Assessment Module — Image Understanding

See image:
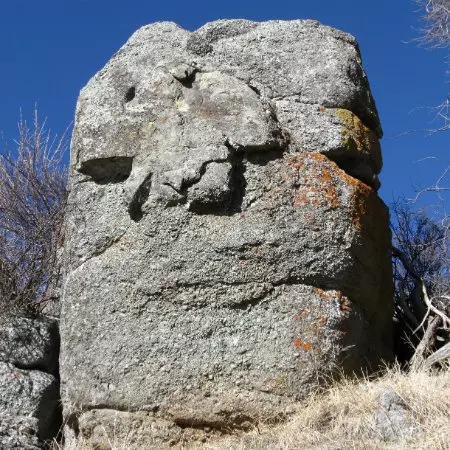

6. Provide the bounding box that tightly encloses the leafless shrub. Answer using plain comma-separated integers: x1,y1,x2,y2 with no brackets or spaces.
413,0,450,133
414,0,450,48
392,199,449,299
430,97,450,132
0,108,69,314
391,198,450,367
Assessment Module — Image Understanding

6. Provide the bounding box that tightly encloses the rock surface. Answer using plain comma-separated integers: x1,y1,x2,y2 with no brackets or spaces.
0,315,59,374
0,416,40,450
374,388,416,441
0,314,61,446
61,19,393,446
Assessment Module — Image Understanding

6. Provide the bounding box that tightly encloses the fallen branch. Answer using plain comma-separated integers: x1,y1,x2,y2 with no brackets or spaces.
392,246,421,282
392,246,450,332
425,340,450,367
396,289,420,329
410,315,442,371
415,282,450,333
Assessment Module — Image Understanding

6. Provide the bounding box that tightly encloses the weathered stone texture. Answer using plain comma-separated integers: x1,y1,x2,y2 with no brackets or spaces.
374,388,417,441
0,315,59,374
0,314,61,446
0,415,40,450
61,19,393,446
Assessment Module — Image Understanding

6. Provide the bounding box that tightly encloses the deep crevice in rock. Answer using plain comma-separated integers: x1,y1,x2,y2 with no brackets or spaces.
325,153,379,190
78,157,133,184
188,147,247,216
176,68,198,89
37,379,63,443
227,151,247,214
128,173,153,222
65,413,80,437
124,86,136,103
245,148,285,167
248,84,261,96
173,413,256,432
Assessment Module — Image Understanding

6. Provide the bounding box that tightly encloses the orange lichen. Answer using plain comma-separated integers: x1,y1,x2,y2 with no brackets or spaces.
285,152,384,233
293,190,310,208
295,309,310,320
321,160,375,231
314,287,335,301
339,297,352,312
286,154,306,170
351,182,373,230
302,341,313,352
294,338,313,352
318,168,341,208
288,154,341,209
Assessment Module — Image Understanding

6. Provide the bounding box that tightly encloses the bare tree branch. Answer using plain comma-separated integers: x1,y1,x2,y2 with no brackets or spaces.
413,281,450,333
0,106,69,314
424,339,450,366
410,315,442,370
414,0,450,48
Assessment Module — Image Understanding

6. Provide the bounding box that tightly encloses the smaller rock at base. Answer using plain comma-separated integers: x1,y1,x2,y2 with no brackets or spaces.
0,362,61,442
374,388,416,441
0,314,59,375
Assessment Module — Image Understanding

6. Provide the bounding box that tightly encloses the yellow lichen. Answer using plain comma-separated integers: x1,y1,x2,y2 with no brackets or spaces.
334,108,382,171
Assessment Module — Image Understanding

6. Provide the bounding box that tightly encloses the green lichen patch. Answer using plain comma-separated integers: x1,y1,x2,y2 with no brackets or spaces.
334,108,382,173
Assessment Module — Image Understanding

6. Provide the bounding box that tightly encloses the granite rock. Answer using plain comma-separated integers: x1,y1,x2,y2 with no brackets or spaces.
61,19,393,445
374,388,417,441
0,314,59,375
0,415,40,450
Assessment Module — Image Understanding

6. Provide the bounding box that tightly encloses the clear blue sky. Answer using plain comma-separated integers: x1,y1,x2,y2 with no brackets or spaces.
0,0,448,212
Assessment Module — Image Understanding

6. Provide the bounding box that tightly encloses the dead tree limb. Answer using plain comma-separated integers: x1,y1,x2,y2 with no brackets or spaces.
393,246,450,329
410,315,442,370
392,246,421,282
424,340,450,367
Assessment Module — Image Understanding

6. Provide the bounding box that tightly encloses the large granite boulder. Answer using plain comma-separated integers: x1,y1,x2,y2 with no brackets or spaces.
61,19,393,447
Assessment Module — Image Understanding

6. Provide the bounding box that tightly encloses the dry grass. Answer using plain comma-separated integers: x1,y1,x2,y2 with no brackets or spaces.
196,366,450,450
55,366,450,450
